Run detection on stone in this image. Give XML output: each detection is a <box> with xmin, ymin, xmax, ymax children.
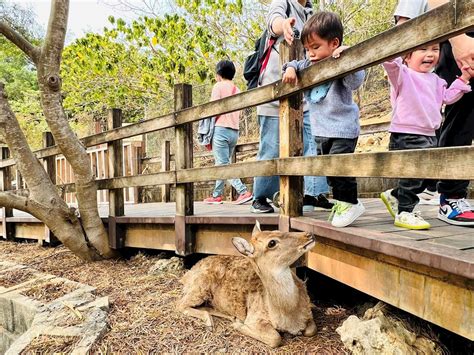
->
<box><xmin>148</xmin><ymin>257</ymin><xmax>184</xmax><ymax>274</ymax></box>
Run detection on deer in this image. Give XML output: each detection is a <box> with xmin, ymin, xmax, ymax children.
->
<box><xmin>177</xmin><ymin>221</ymin><xmax>317</xmax><ymax>348</ymax></box>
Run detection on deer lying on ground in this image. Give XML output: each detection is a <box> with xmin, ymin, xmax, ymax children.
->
<box><xmin>177</xmin><ymin>221</ymin><xmax>317</xmax><ymax>348</ymax></box>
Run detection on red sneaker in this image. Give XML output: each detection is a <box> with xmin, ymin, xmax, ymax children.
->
<box><xmin>234</xmin><ymin>191</ymin><xmax>253</xmax><ymax>205</ymax></box>
<box><xmin>203</xmin><ymin>196</ymin><xmax>223</xmax><ymax>204</ymax></box>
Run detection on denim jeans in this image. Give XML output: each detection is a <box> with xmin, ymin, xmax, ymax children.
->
<box><xmin>253</xmin><ymin>112</ymin><xmax>328</xmax><ymax>200</ymax></box>
<box><xmin>389</xmin><ymin>133</ymin><xmax>437</xmax><ymax>212</ymax></box>
<box><xmin>212</xmin><ymin>126</ymin><xmax>248</xmax><ymax>197</ymax></box>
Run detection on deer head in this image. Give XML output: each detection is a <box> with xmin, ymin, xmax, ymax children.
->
<box><xmin>232</xmin><ymin>221</ymin><xmax>315</xmax><ymax>273</ymax></box>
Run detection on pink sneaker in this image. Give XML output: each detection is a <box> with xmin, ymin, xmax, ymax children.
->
<box><xmin>234</xmin><ymin>191</ymin><xmax>253</xmax><ymax>205</ymax></box>
<box><xmin>203</xmin><ymin>196</ymin><xmax>223</xmax><ymax>204</ymax></box>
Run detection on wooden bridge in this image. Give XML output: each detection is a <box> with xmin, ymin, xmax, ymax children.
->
<box><xmin>0</xmin><ymin>1</ymin><xmax>473</xmax><ymax>341</ymax></box>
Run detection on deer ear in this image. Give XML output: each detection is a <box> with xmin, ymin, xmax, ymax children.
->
<box><xmin>252</xmin><ymin>220</ymin><xmax>261</xmax><ymax>236</ymax></box>
<box><xmin>232</xmin><ymin>237</ymin><xmax>255</xmax><ymax>257</ymax></box>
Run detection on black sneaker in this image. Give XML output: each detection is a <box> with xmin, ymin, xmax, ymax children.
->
<box><xmin>251</xmin><ymin>198</ymin><xmax>274</xmax><ymax>214</ymax></box>
<box><xmin>303</xmin><ymin>194</ymin><xmax>334</xmax><ymax>211</ymax></box>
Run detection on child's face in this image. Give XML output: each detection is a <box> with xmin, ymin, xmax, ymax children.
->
<box><xmin>303</xmin><ymin>33</ymin><xmax>340</xmax><ymax>63</ymax></box>
<box><xmin>405</xmin><ymin>44</ymin><xmax>440</xmax><ymax>73</ymax></box>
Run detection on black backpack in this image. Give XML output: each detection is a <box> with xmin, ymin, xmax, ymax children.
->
<box><xmin>243</xmin><ymin>0</ymin><xmax>291</xmax><ymax>90</ymax></box>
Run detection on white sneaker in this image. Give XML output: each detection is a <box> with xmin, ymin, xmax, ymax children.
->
<box><xmin>329</xmin><ymin>200</ymin><xmax>365</xmax><ymax>228</ymax></box>
<box><xmin>380</xmin><ymin>189</ymin><xmax>398</xmax><ymax>219</ymax></box>
<box><xmin>395</xmin><ymin>211</ymin><xmax>431</xmax><ymax>230</ymax></box>
<box><xmin>417</xmin><ymin>189</ymin><xmax>440</xmax><ymax>205</ymax></box>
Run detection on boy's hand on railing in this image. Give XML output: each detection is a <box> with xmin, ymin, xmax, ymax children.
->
<box><xmin>282</xmin><ymin>67</ymin><xmax>298</xmax><ymax>85</ymax></box>
<box><xmin>332</xmin><ymin>46</ymin><xmax>350</xmax><ymax>59</ymax></box>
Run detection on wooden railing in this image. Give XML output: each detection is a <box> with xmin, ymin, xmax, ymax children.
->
<box><xmin>0</xmin><ymin>0</ymin><xmax>473</xmax><ymax>254</ymax></box>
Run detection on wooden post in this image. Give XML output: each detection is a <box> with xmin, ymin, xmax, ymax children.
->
<box><xmin>42</xmin><ymin>132</ymin><xmax>59</xmax><ymax>245</ymax></box>
<box><xmin>0</xmin><ymin>147</ymin><xmax>14</xmax><ymax>240</ymax></box>
<box><xmin>278</xmin><ymin>40</ymin><xmax>305</xmax><ymax>232</ymax></box>
<box><xmin>161</xmin><ymin>140</ymin><xmax>171</xmax><ymax>202</ymax></box>
<box><xmin>107</xmin><ymin>108</ymin><xmax>125</xmax><ymax>249</ymax></box>
<box><xmin>174</xmin><ymin>84</ymin><xmax>194</xmax><ymax>256</ymax></box>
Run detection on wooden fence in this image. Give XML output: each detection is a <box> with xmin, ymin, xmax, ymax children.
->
<box><xmin>0</xmin><ymin>0</ymin><xmax>473</xmax><ymax>254</ymax></box>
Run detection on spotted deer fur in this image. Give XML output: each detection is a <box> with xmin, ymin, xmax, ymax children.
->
<box><xmin>177</xmin><ymin>221</ymin><xmax>317</xmax><ymax>347</ymax></box>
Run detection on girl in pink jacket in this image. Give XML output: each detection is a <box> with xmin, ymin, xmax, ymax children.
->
<box><xmin>380</xmin><ymin>44</ymin><xmax>471</xmax><ymax>230</ymax></box>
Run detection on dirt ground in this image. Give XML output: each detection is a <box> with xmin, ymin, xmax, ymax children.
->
<box><xmin>1</xmin><ymin>240</ymin><xmax>358</xmax><ymax>353</ymax></box>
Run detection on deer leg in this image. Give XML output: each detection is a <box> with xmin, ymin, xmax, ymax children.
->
<box><xmin>180</xmin><ymin>306</ymin><xmax>214</xmax><ymax>329</ymax></box>
<box><xmin>303</xmin><ymin>318</ymin><xmax>317</xmax><ymax>337</ymax></box>
<box><xmin>233</xmin><ymin>319</ymin><xmax>281</xmax><ymax>348</ymax></box>
<box><xmin>196</xmin><ymin>306</ymin><xmax>236</xmax><ymax>322</ymax></box>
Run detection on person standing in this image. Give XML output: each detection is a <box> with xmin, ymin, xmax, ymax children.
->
<box><xmin>394</xmin><ymin>0</ymin><xmax>474</xmax><ymax>226</ymax></box>
<box><xmin>203</xmin><ymin>60</ymin><xmax>253</xmax><ymax>205</ymax></box>
<box><xmin>251</xmin><ymin>0</ymin><xmax>332</xmax><ymax>214</ymax></box>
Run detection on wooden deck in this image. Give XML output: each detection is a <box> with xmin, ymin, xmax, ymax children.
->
<box><xmin>1</xmin><ymin>199</ymin><xmax>473</xmax><ymax>339</ymax></box>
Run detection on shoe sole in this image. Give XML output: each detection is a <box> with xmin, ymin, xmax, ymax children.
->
<box><xmin>331</xmin><ymin>205</ymin><xmax>365</xmax><ymax>228</ymax></box>
<box><xmin>438</xmin><ymin>213</ymin><xmax>474</xmax><ymax>226</ymax></box>
<box><xmin>394</xmin><ymin>221</ymin><xmax>431</xmax><ymax>230</ymax></box>
<box><xmin>234</xmin><ymin>196</ymin><xmax>253</xmax><ymax>205</ymax></box>
<box><xmin>380</xmin><ymin>192</ymin><xmax>396</xmax><ymax>219</ymax></box>
<box><xmin>250</xmin><ymin>207</ymin><xmax>274</xmax><ymax>214</ymax></box>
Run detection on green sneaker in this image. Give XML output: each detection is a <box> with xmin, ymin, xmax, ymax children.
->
<box><xmin>380</xmin><ymin>189</ymin><xmax>398</xmax><ymax>219</ymax></box>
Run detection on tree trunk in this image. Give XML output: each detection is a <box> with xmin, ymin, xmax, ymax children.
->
<box><xmin>0</xmin><ymin>0</ymin><xmax>114</xmax><ymax>260</ymax></box>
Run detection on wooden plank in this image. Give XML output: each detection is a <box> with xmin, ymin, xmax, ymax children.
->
<box><xmin>277</xmin><ymin>146</ymin><xmax>474</xmax><ymax>180</ymax></box>
<box><xmin>174</xmin><ymin>84</ymin><xmax>194</xmax><ymax>256</ymax></box>
<box><xmin>291</xmin><ymin>216</ymin><xmax>473</xmax><ymax>279</ymax></box>
<box><xmin>430</xmin><ymin>235</ymin><xmax>474</xmax><ymax>250</ymax></box>
<box><xmin>307</xmin><ymin>243</ymin><xmax>473</xmax><ymax>340</ymax></box>
<box><xmin>161</xmin><ymin>140</ymin><xmax>171</xmax><ymax>203</ymax></box>
<box><xmin>107</xmin><ymin>108</ymin><xmax>125</xmax><ymax>249</ymax></box>
<box><xmin>278</xmin><ymin>41</ymin><xmax>304</xmax><ymax>231</ymax></box>
<box><xmin>124</xmin><ymin>224</ymin><xmax>175</xmax><ymax>250</ymax></box>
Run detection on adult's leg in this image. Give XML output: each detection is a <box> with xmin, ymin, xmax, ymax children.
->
<box><xmin>437</xmin><ymin>90</ymin><xmax>474</xmax><ymax>198</ymax></box>
<box><xmin>253</xmin><ymin>115</ymin><xmax>279</xmax><ymax>200</ymax></box>
<box><xmin>302</xmin><ymin>111</ymin><xmax>329</xmax><ymax>196</ymax></box>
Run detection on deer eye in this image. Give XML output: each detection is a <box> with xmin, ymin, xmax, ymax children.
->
<box><xmin>267</xmin><ymin>240</ymin><xmax>277</xmax><ymax>249</ymax></box>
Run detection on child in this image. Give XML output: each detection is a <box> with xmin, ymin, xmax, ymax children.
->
<box><xmin>203</xmin><ymin>60</ymin><xmax>253</xmax><ymax>205</ymax></box>
<box><xmin>380</xmin><ymin>44</ymin><xmax>471</xmax><ymax>229</ymax></box>
<box><xmin>282</xmin><ymin>11</ymin><xmax>365</xmax><ymax>228</ymax></box>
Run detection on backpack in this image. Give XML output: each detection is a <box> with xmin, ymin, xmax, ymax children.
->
<box><xmin>243</xmin><ymin>0</ymin><xmax>291</xmax><ymax>90</ymax></box>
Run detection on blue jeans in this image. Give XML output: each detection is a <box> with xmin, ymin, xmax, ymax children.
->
<box><xmin>212</xmin><ymin>126</ymin><xmax>248</xmax><ymax>197</ymax></box>
<box><xmin>253</xmin><ymin>112</ymin><xmax>328</xmax><ymax>200</ymax></box>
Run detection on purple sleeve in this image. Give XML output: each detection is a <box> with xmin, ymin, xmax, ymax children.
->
<box><xmin>382</xmin><ymin>58</ymin><xmax>405</xmax><ymax>91</ymax></box>
<box><xmin>443</xmin><ymin>78</ymin><xmax>472</xmax><ymax>105</ymax></box>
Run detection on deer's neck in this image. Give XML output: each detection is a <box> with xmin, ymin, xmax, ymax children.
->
<box><xmin>260</xmin><ymin>267</ymin><xmax>299</xmax><ymax>309</ymax></box>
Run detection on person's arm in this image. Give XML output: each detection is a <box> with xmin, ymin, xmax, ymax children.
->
<box><xmin>443</xmin><ymin>68</ymin><xmax>472</xmax><ymax>105</ymax></box>
<box><xmin>267</xmin><ymin>1</ymin><xmax>296</xmax><ymax>45</ymax></box>
<box><xmin>282</xmin><ymin>59</ymin><xmax>311</xmax><ymax>85</ymax></box>
<box><xmin>210</xmin><ymin>83</ymin><xmax>221</xmax><ymax>102</ymax></box>
<box><xmin>382</xmin><ymin>57</ymin><xmax>404</xmax><ymax>89</ymax></box>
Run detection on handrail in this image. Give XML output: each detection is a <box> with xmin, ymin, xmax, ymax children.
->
<box><xmin>0</xmin><ymin>0</ymin><xmax>472</xmax><ymax>169</ymax></box>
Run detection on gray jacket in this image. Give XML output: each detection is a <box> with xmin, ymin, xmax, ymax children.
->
<box><xmin>197</xmin><ymin>117</ymin><xmax>216</xmax><ymax>147</ymax></box>
<box><xmin>257</xmin><ymin>0</ymin><xmax>312</xmax><ymax>117</ymax></box>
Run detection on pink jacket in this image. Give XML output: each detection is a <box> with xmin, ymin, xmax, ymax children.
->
<box><xmin>383</xmin><ymin>57</ymin><xmax>471</xmax><ymax>136</ymax></box>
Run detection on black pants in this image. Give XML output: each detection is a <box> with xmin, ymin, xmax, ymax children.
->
<box><xmin>436</xmin><ymin>37</ymin><xmax>474</xmax><ymax>198</ymax></box>
<box><xmin>315</xmin><ymin>137</ymin><xmax>358</xmax><ymax>204</ymax></box>
<box><xmin>389</xmin><ymin>133</ymin><xmax>437</xmax><ymax>213</ymax></box>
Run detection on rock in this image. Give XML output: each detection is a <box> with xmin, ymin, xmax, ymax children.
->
<box><xmin>336</xmin><ymin>302</ymin><xmax>442</xmax><ymax>355</ymax></box>
<box><xmin>148</xmin><ymin>257</ymin><xmax>184</xmax><ymax>275</ymax></box>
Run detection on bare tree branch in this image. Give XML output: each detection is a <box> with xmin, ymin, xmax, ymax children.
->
<box><xmin>0</xmin><ymin>191</ymin><xmax>29</xmax><ymax>211</ymax></box>
<box><xmin>0</xmin><ymin>20</ymin><xmax>40</xmax><ymax>64</ymax></box>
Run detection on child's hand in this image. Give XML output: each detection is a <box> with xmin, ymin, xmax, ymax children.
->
<box><xmin>459</xmin><ymin>65</ymin><xmax>473</xmax><ymax>83</ymax></box>
<box><xmin>282</xmin><ymin>67</ymin><xmax>298</xmax><ymax>85</ymax></box>
<box><xmin>332</xmin><ymin>45</ymin><xmax>350</xmax><ymax>59</ymax></box>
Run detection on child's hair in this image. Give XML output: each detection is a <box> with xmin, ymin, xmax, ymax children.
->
<box><xmin>301</xmin><ymin>11</ymin><xmax>343</xmax><ymax>46</ymax></box>
<box><xmin>216</xmin><ymin>60</ymin><xmax>236</xmax><ymax>80</ymax></box>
